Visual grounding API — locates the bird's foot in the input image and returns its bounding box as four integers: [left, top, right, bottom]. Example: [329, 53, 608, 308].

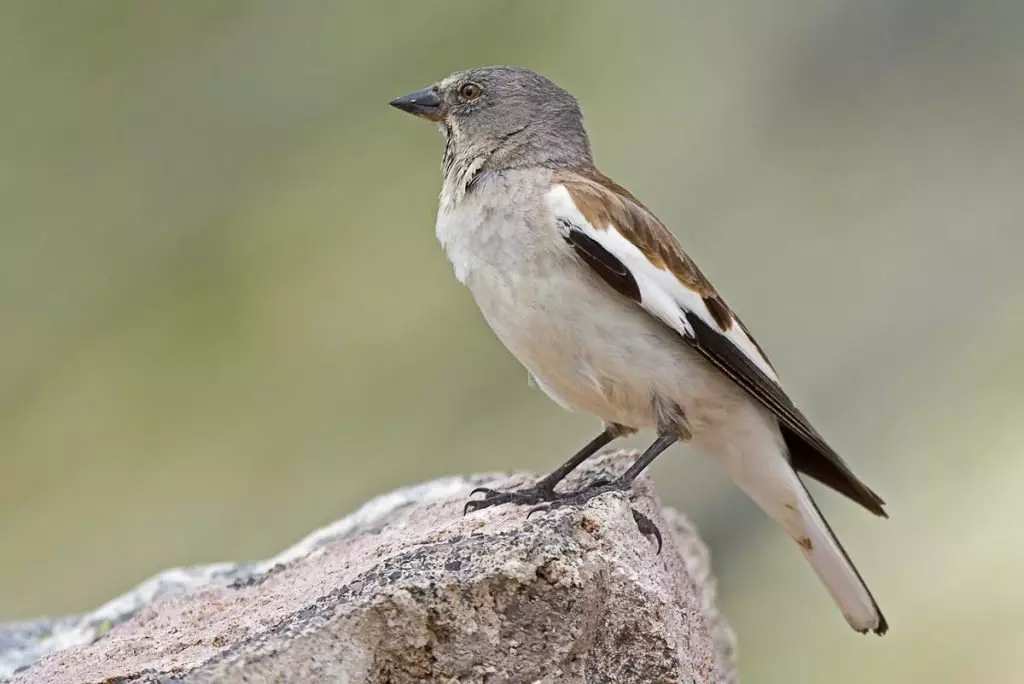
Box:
[525, 480, 663, 553]
[524, 479, 626, 517]
[463, 483, 559, 515]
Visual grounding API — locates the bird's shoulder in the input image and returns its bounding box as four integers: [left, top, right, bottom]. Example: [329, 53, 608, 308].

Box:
[548, 166, 770, 361]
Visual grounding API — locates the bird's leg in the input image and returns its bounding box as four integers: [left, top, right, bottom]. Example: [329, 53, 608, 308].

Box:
[464, 424, 629, 515]
[523, 432, 678, 551]
[528, 402, 691, 552]
[527, 433, 678, 511]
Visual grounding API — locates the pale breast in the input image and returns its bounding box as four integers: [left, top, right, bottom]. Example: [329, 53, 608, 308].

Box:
[435, 169, 557, 282]
[435, 170, 604, 401]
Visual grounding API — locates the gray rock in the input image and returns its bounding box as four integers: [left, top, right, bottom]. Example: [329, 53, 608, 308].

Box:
[2, 451, 735, 684]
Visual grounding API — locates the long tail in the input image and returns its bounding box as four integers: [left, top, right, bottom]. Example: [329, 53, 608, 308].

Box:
[716, 430, 888, 634]
[791, 477, 888, 634]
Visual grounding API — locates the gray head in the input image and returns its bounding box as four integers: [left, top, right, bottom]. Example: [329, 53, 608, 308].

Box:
[390, 66, 593, 175]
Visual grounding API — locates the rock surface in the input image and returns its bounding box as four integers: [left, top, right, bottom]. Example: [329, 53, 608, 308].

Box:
[2, 451, 735, 683]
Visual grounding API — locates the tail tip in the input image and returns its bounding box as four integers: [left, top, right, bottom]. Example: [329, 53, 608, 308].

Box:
[853, 613, 889, 636]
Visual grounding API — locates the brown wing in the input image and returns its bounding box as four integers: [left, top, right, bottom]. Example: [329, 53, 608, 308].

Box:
[555, 167, 887, 517]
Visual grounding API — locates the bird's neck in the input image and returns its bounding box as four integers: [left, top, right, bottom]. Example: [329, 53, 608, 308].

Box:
[439, 132, 488, 210]
[439, 123, 591, 209]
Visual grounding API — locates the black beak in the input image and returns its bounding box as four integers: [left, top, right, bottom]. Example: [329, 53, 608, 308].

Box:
[389, 86, 442, 120]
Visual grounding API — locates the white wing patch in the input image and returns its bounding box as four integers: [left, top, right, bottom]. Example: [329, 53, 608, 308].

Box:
[547, 184, 779, 383]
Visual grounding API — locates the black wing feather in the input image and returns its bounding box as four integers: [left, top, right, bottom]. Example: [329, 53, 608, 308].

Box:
[683, 312, 887, 517]
[563, 226, 642, 302]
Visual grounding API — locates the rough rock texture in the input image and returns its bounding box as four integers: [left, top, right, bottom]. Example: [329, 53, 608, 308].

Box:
[2, 451, 735, 684]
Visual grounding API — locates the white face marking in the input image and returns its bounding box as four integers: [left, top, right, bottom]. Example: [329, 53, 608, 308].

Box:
[547, 184, 779, 383]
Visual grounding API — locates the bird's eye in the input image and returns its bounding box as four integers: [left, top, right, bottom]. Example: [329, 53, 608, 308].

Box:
[458, 83, 481, 101]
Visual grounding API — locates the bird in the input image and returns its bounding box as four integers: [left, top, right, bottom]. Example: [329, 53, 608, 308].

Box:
[389, 66, 888, 635]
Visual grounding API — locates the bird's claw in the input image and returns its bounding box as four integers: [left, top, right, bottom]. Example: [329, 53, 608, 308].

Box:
[631, 508, 663, 554]
[464, 480, 662, 552]
[516, 482, 663, 553]
[463, 485, 555, 516]
[521, 481, 627, 517]
[526, 503, 550, 519]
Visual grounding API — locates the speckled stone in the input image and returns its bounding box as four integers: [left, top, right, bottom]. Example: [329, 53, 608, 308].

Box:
[3, 451, 735, 684]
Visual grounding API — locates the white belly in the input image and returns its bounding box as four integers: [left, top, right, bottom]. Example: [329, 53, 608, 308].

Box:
[482, 259, 748, 432]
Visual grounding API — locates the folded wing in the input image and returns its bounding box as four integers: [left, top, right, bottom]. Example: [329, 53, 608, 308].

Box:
[548, 168, 886, 517]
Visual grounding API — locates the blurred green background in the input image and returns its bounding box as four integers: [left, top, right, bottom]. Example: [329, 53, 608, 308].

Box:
[2, 1, 1023, 681]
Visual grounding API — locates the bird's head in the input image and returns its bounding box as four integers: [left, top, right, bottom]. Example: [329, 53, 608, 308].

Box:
[390, 66, 592, 171]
